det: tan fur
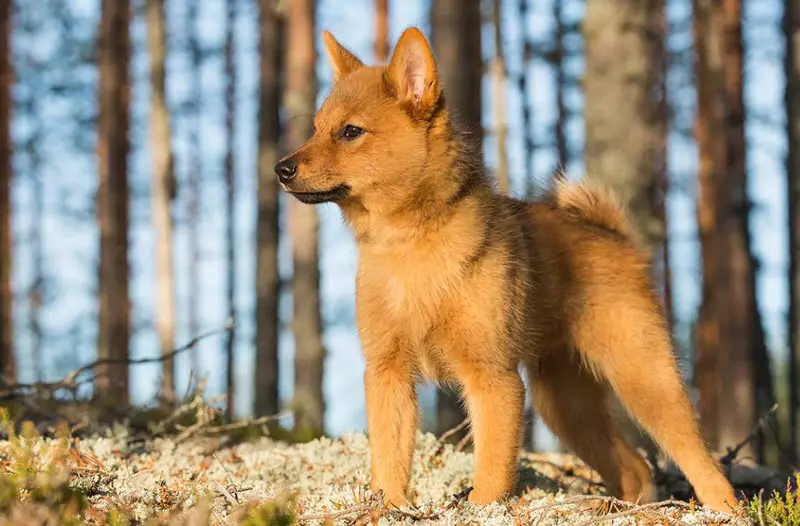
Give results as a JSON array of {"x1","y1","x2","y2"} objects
[{"x1": 275, "y1": 27, "x2": 738, "y2": 513}]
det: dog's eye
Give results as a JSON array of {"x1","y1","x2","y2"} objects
[{"x1": 340, "y1": 125, "x2": 364, "y2": 140}]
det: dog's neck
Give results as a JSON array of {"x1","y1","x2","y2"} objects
[{"x1": 338, "y1": 117, "x2": 490, "y2": 247}]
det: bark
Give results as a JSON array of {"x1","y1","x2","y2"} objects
[
  {"x1": 583, "y1": 0, "x2": 666, "y2": 256},
  {"x1": 693, "y1": 0, "x2": 727, "y2": 453},
  {"x1": 254, "y1": 0, "x2": 282, "y2": 418},
  {"x1": 96, "y1": 0, "x2": 131, "y2": 404},
  {"x1": 187, "y1": 0, "x2": 201, "y2": 380},
  {"x1": 491, "y1": 0, "x2": 509, "y2": 193},
  {"x1": 224, "y1": 0, "x2": 237, "y2": 420},
  {"x1": 649, "y1": 0, "x2": 673, "y2": 327},
  {"x1": 430, "y1": 0, "x2": 482, "y2": 437},
  {"x1": 518, "y1": 0, "x2": 534, "y2": 197},
  {"x1": 584, "y1": 0, "x2": 669, "y2": 460},
  {"x1": 146, "y1": 0, "x2": 177, "y2": 402},
  {"x1": 786, "y1": 0, "x2": 800, "y2": 461},
  {"x1": 693, "y1": 0, "x2": 763, "y2": 457},
  {"x1": 553, "y1": 0, "x2": 567, "y2": 172},
  {"x1": 375, "y1": 0, "x2": 389, "y2": 63},
  {"x1": 718, "y1": 0, "x2": 766, "y2": 460},
  {"x1": 0, "y1": 0, "x2": 14, "y2": 384},
  {"x1": 286, "y1": 0, "x2": 325, "y2": 437}
]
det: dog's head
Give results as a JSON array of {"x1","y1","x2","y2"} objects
[{"x1": 274, "y1": 27, "x2": 445, "y2": 207}]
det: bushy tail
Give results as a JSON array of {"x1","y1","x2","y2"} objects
[{"x1": 545, "y1": 173, "x2": 633, "y2": 239}]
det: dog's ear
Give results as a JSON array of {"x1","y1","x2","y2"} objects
[
  {"x1": 322, "y1": 31, "x2": 364, "y2": 82},
  {"x1": 387, "y1": 27, "x2": 441, "y2": 115}
]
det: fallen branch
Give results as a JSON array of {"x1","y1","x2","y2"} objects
[
  {"x1": 296, "y1": 490, "x2": 385, "y2": 523},
  {"x1": 437, "y1": 417, "x2": 470, "y2": 445},
  {"x1": 0, "y1": 322, "x2": 233, "y2": 401},
  {"x1": 720, "y1": 403, "x2": 779, "y2": 466}
]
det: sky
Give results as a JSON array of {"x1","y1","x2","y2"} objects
[{"x1": 8, "y1": 0, "x2": 790, "y2": 446}]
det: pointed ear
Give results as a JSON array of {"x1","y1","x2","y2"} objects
[
  {"x1": 322, "y1": 31, "x2": 365, "y2": 82},
  {"x1": 387, "y1": 27, "x2": 441, "y2": 114}
]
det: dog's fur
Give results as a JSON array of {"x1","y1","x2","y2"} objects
[{"x1": 275, "y1": 27, "x2": 738, "y2": 512}]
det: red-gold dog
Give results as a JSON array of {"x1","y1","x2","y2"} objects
[{"x1": 275, "y1": 26, "x2": 737, "y2": 513}]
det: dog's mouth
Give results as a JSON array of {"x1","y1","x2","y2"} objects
[{"x1": 288, "y1": 184, "x2": 351, "y2": 204}]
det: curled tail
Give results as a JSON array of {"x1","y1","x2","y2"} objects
[{"x1": 545, "y1": 173, "x2": 634, "y2": 240}]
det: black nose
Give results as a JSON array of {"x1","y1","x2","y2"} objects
[{"x1": 275, "y1": 159, "x2": 297, "y2": 183}]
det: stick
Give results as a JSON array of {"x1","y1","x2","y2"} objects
[
  {"x1": 720, "y1": 403, "x2": 779, "y2": 466},
  {"x1": 0, "y1": 322, "x2": 233, "y2": 400}
]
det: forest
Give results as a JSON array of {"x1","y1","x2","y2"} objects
[{"x1": 0, "y1": 0, "x2": 798, "y2": 524}]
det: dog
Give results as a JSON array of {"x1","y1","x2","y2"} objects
[{"x1": 274, "y1": 26, "x2": 738, "y2": 513}]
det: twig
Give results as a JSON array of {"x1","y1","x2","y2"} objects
[
  {"x1": 720, "y1": 403, "x2": 779, "y2": 466},
  {"x1": 199, "y1": 410, "x2": 291, "y2": 435},
  {"x1": 437, "y1": 417, "x2": 470, "y2": 445},
  {"x1": 575, "y1": 499, "x2": 692, "y2": 526},
  {"x1": 455, "y1": 430, "x2": 473, "y2": 452},
  {"x1": 0, "y1": 323, "x2": 233, "y2": 400},
  {"x1": 296, "y1": 490, "x2": 385, "y2": 523},
  {"x1": 215, "y1": 481, "x2": 239, "y2": 508},
  {"x1": 389, "y1": 486, "x2": 473, "y2": 521}
]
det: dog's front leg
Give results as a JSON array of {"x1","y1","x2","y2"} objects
[
  {"x1": 459, "y1": 366, "x2": 525, "y2": 504},
  {"x1": 364, "y1": 354, "x2": 417, "y2": 508}
]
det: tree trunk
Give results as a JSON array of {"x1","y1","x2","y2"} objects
[
  {"x1": 430, "y1": 0, "x2": 482, "y2": 437},
  {"x1": 693, "y1": 0, "x2": 762, "y2": 457},
  {"x1": 96, "y1": 0, "x2": 131, "y2": 405},
  {"x1": 187, "y1": 0, "x2": 201, "y2": 382},
  {"x1": 491, "y1": 0, "x2": 509, "y2": 194},
  {"x1": 553, "y1": 0, "x2": 567, "y2": 173},
  {"x1": 584, "y1": 0, "x2": 666, "y2": 257},
  {"x1": 286, "y1": 0, "x2": 325, "y2": 438},
  {"x1": 254, "y1": 0, "x2": 282, "y2": 418},
  {"x1": 717, "y1": 0, "x2": 764, "y2": 459},
  {"x1": 224, "y1": 0, "x2": 238, "y2": 421},
  {"x1": 146, "y1": 0, "x2": 177, "y2": 403},
  {"x1": 0, "y1": 0, "x2": 14, "y2": 384},
  {"x1": 584, "y1": 0, "x2": 668, "y2": 460},
  {"x1": 693, "y1": 0, "x2": 725, "y2": 451},
  {"x1": 518, "y1": 0, "x2": 534, "y2": 196},
  {"x1": 786, "y1": 0, "x2": 800, "y2": 462},
  {"x1": 375, "y1": 0, "x2": 389, "y2": 63},
  {"x1": 649, "y1": 0, "x2": 672, "y2": 328}
]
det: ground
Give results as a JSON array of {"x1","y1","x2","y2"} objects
[{"x1": 0, "y1": 420, "x2": 756, "y2": 525}]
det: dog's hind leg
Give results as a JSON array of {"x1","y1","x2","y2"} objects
[
  {"x1": 569, "y1": 295, "x2": 737, "y2": 512},
  {"x1": 526, "y1": 351, "x2": 653, "y2": 503}
]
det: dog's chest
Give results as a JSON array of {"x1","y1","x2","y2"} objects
[{"x1": 364, "y1": 246, "x2": 462, "y2": 331}]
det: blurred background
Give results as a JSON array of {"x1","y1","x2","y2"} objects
[{"x1": 0, "y1": 0, "x2": 797, "y2": 471}]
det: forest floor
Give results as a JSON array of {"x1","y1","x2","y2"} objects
[{"x1": 0, "y1": 398, "x2": 785, "y2": 526}]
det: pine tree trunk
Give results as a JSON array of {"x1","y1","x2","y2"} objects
[
  {"x1": 375, "y1": 0, "x2": 389, "y2": 63},
  {"x1": 649, "y1": 0, "x2": 672, "y2": 327},
  {"x1": 584, "y1": 0, "x2": 668, "y2": 460},
  {"x1": 518, "y1": 0, "x2": 534, "y2": 196},
  {"x1": 286, "y1": 0, "x2": 325, "y2": 438},
  {"x1": 786, "y1": 0, "x2": 800, "y2": 462},
  {"x1": 491, "y1": 0, "x2": 509, "y2": 194},
  {"x1": 254, "y1": 0, "x2": 282, "y2": 418},
  {"x1": 430, "y1": 0, "x2": 482, "y2": 438},
  {"x1": 717, "y1": 0, "x2": 763, "y2": 459},
  {"x1": 553, "y1": 0, "x2": 567, "y2": 172},
  {"x1": 584, "y1": 0, "x2": 665, "y2": 257},
  {"x1": 146, "y1": 0, "x2": 177, "y2": 402},
  {"x1": 96, "y1": 0, "x2": 131, "y2": 404},
  {"x1": 224, "y1": 0, "x2": 238, "y2": 421},
  {"x1": 187, "y1": 0, "x2": 201, "y2": 381},
  {"x1": 0, "y1": 0, "x2": 14, "y2": 384}
]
